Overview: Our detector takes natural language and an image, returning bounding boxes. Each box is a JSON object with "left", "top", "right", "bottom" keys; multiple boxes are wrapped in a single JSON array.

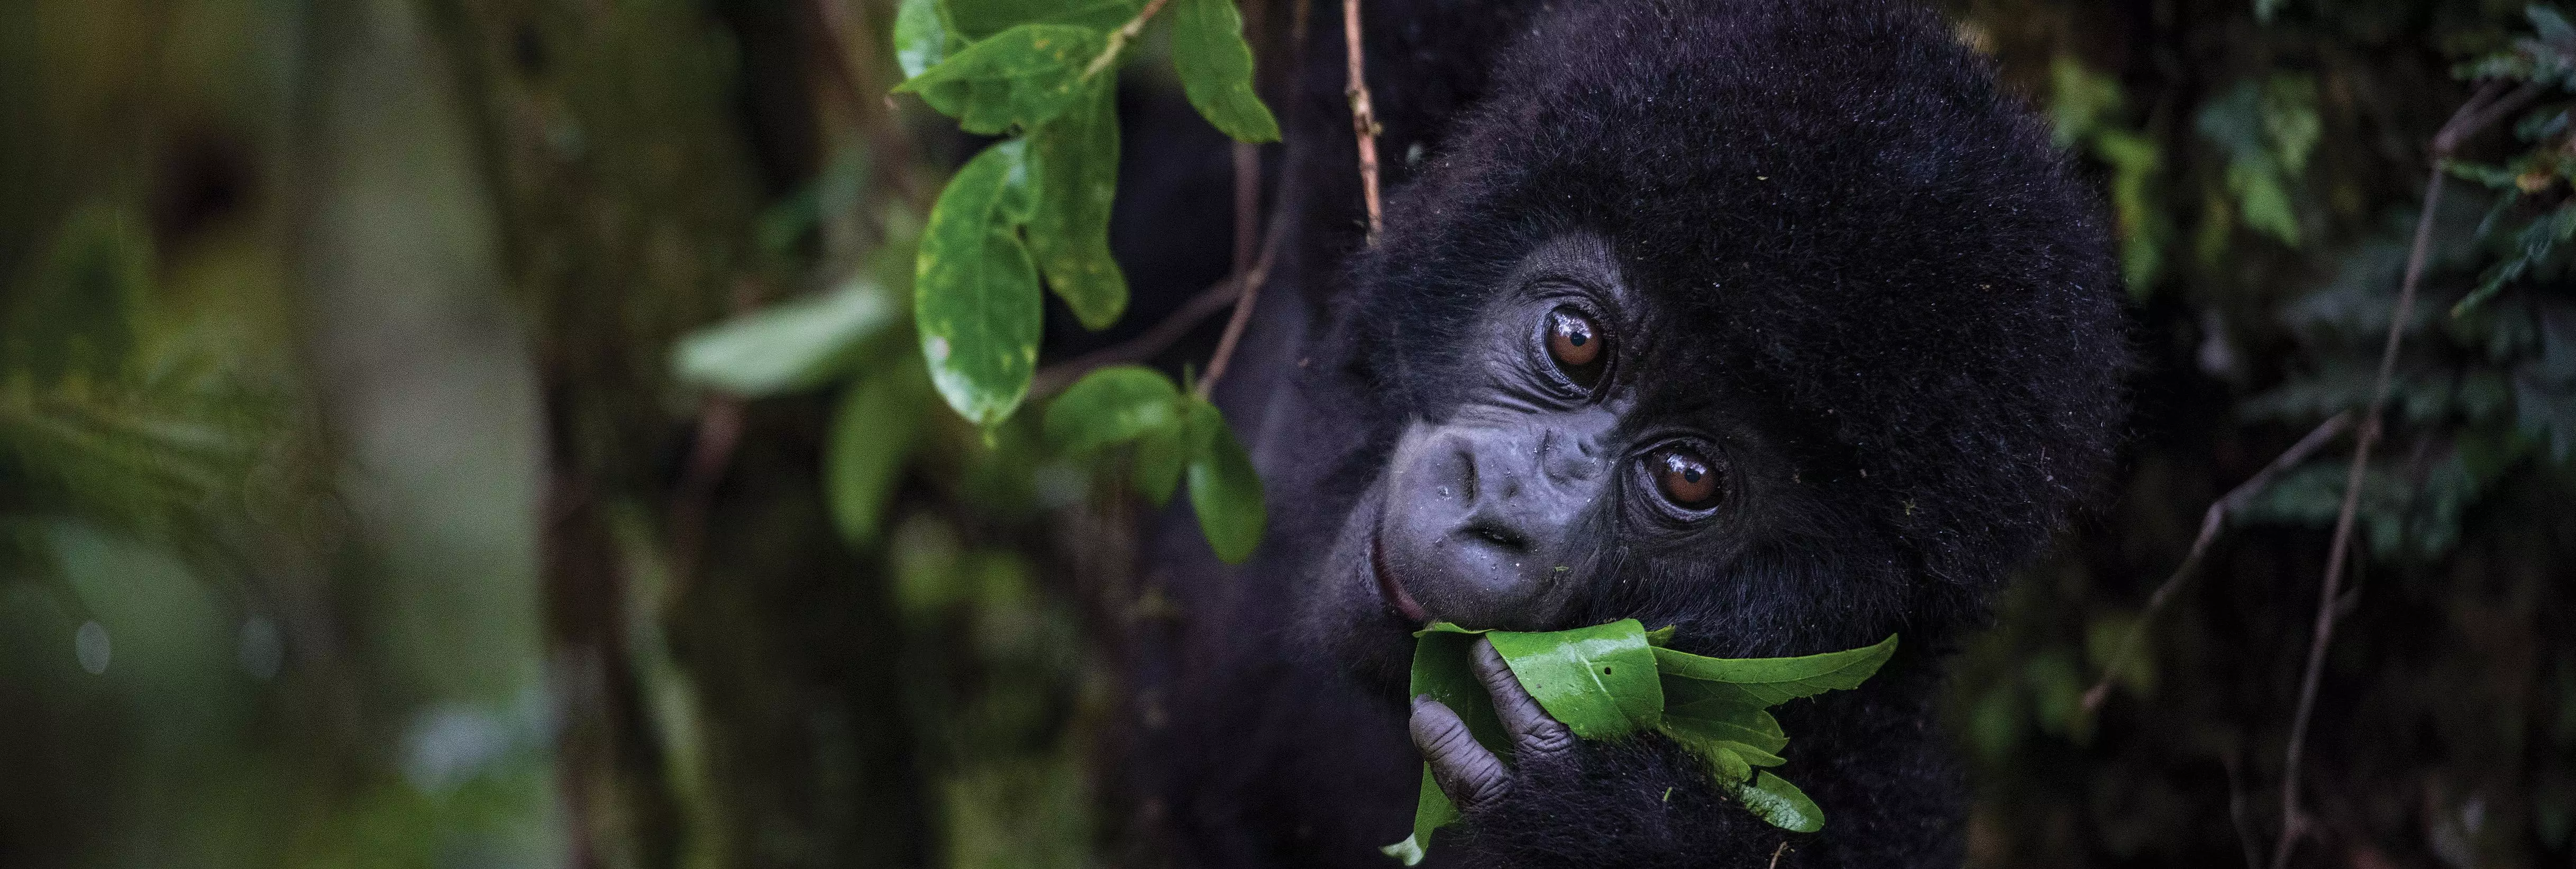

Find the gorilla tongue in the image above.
[{"left": 1370, "top": 530, "right": 1430, "bottom": 625}]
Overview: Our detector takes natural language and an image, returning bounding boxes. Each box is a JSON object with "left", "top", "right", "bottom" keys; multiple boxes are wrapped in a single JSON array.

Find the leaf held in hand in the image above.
[
  {"left": 1729, "top": 771, "right": 1826, "bottom": 834},
  {"left": 1384, "top": 623, "right": 1504, "bottom": 862},
  {"left": 916, "top": 140, "right": 1040, "bottom": 427},
  {"left": 1385, "top": 625, "right": 1898, "bottom": 859},
  {"left": 1487, "top": 618, "right": 1663, "bottom": 739},
  {"left": 1660, "top": 701, "right": 1789, "bottom": 755},
  {"left": 896, "top": 24, "right": 1104, "bottom": 135},
  {"left": 1650, "top": 633, "right": 1898, "bottom": 705},
  {"left": 1168, "top": 0, "right": 1281, "bottom": 142},
  {"left": 1183, "top": 398, "right": 1264, "bottom": 562}
]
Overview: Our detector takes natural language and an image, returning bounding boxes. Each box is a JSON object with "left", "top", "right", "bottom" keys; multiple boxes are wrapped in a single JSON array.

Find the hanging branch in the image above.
[
  {"left": 2081, "top": 411, "right": 2352, "bottom": 713},
  {"left": 1194, "top": 234, "right": 1277, "bottom": 399},
  {"left": 2267, "top": 77, "right": 2540, "bottom": 869},
  {"left": 1342, "top": 0, "right": 1383, "bottom": 241}
]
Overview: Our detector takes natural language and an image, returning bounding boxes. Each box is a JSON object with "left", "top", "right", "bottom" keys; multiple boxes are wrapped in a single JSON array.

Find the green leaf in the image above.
[
  {"left": 1043, "top": 365, "right": 1181, "bottom": 453},
  {"left": 826, "top": 359, "right": 928, "bottom": 546},
  {"left": 893, "top": 0, "right": 957, "bottom": 79},
  {"left": 1661, "top": 701, "right": 1790, "bottom": 755},
  {"left": 671, "top": 277, "right": 897, "bottom": 396},
  {"left": 1389, "top": 625, "right": 1891, "bottom": 847},
  {"left": 1028, "top": 74, "right": 1129, "bottom": 330},
  {"left": 1131, "top": 419, "right": 1186, "bottom": 506},
  {"left": 1650, "top": 634, "right": 1899, "bottom": 706},
  {"left": 2047, "top": 56, "right": 2123, "bottom": 148},
  {"left": 1486, "top": 618, "right": 1664, "bottom": 739},
  {"left": 1183, "top": 398, "right": 1265, "bottom": 562},
  {"left": 947, "top": 0, "right": 1138, "bottom": 41},
  {"left": 917, "top": 140, "right": 1042, "bottom": 427},
  {"left": 1383, "top": 624, "right": 1506, "bottom": 863},
  {"left": 1379, "top": 767, "right": 1450, "bottom": 866},
  {"left": 895, "top": 24, "right": 1106, "bottom": 135},
  {"left": 1707, "top": 744, "right": 1753, "bottom": 783},
  {"left": 1167, "top": 0, "right": 1280, "bottom": 143},
  {"left": 1729, "top": 772, "right": 1825, "bottom": 833}
]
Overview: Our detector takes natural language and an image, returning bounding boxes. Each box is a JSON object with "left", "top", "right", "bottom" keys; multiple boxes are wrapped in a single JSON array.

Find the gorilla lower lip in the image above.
[{"left": 1371, "top": 530, "right": 1430, "bottom": 625}]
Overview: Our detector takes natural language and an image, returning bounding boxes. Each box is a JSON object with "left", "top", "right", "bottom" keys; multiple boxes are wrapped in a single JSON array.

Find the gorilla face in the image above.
[
  {"left": 1305, "top": 234, "right": 1828, "bottom": 687},
  {"left": 1284, "top": 0, "right": 2126, "bottom": 705}
]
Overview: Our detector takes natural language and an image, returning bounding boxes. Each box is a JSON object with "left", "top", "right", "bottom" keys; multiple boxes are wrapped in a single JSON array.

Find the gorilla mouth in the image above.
[{"left": 1369, "top": 527, "right": 1430, "bottom": 625}]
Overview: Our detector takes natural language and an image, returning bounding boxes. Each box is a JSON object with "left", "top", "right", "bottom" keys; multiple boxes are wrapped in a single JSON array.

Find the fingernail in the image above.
[{"left": 1412, "top": 693, "right": 1432, "bottom": 708}]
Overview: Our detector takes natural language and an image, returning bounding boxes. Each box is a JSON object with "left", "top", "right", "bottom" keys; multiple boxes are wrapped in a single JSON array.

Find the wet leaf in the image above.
[
  {"left": 671, "top": 277, "right": 896, "bottom": 396},
  {"left": 916, "top": 140, "right": 1040, "bottom": 427},
  {"left": 896, "top": 24, "right": 1104, "bottom": 135},
  {"left": 1028, "top": 74, "right": 1128, "bottom": 329},
  {"left": 1487, "top": 618, "right": 1663, "bottom": 739},
  {"left": 1650, "top": 634, "right": 1898, "bottom": 706},
  {"left": 1042, "top": 365, "right": 1180, "bottom": 454},
  {"left": 1168, "top": 0, "right": 1280, "bottom": 143},
  {"left": 1183, "top": 398, "right": 1264, "bottom": 562}
]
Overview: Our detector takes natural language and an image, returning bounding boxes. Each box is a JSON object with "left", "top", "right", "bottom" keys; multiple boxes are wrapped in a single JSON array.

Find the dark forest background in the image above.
[{"left": 1, "top": 0, "right": 2569, "bottom": 867}]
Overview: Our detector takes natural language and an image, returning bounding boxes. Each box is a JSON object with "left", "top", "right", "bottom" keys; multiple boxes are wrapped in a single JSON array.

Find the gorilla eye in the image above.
[
  {"left": 1543, "top": 306, "right": 1606, "bottom": 389},
  {"left": 1649, "top": 447, "right": 1723, "bottom": 511}
]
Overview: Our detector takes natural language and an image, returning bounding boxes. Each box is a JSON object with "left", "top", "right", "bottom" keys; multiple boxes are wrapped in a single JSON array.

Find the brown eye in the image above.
[
  {"left": 1545, "top": 306, "right": 1606, "bottom": 388},
  {"left": 1650, "top": 447, "right": 1723, "bottom": 510}
]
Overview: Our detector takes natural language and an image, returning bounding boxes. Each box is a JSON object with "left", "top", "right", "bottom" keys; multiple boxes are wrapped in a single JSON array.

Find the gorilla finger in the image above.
[
  {"left": 1410, "top": 694, "right": 1510, "bottom": 809},
  {"left": 1471, "top": 638, "right": 1576, "bottom": 756}
]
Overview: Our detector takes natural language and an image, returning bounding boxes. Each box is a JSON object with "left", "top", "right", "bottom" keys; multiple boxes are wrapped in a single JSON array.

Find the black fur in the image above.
[{"left": 1111, "top": 1, "right": 2129, "bottom": 866}]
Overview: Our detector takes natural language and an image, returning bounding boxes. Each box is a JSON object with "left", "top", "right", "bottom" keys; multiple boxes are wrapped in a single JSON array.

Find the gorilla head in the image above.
[
  {"left": 1301, "top": 0, "right": 2127, "bottom": 690},
  {"left": 1129, "top": 1, "right": 2131, "bottom": 865}
]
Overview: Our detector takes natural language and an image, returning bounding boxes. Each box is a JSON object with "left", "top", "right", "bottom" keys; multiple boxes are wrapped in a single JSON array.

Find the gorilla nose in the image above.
[{"left": 1376, "top": 419, "right": 1606, "bottom": 630}]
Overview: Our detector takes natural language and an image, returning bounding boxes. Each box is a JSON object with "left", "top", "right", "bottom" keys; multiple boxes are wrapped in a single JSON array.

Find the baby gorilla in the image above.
[{"left": 1115, "top": 0, "right": 2131, "bottom": 866}]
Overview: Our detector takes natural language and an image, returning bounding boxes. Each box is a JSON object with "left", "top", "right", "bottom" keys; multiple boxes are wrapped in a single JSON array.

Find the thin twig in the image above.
[
  {"left": 2434, "top": 80, "right": 2543, "bottom": 156},
  {"left": 2226, "top": 752, "right": 2263, "bottom": 869},
  {"left": 1195, "top": 132, "right": 1271, "bottom": 402},
  {"left": 2081, "top": 411, "right": 2352, "bottom": 713},
  {"left": 1341, "top": 0, "right": 1383, "bottom": 241},
  {"left": 1085, "top": 0, "right": 1174, "bottom": 79},
  {"left": 1194, "top": 228, "right": 1279, "bottom": 399},
  {"left": 666, "top": 278, "right": 763, "bottom": 607},
  {"left": 1029, "top": 275, "right": 1243, "bottom": 397},
  {"left": 2268, "top": 81, "right": 2513, "bottom": 869}
]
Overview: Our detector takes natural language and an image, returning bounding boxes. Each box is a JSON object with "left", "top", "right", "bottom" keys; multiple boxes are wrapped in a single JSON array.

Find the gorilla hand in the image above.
[{"left": 1408, "top": 637, "right": 1577, "bottom": 811}]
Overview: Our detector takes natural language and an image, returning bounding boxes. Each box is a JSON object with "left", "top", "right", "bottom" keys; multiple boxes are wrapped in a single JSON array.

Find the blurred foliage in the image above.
[
  {"left": 6, "top": 0, "right": 2575, "bottom": 868},
  {"left": 1952, "top": 1, "right": 2576, "bottom": 866}
]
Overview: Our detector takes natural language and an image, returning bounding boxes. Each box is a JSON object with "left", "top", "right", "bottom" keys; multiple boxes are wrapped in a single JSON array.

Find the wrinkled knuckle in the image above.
[
  {"left": 1525, "top": 728, "right": 1577, "bottom": 754},
  {"left": 1426, "top": 726, "right": 1477, "bottom": 757}
]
